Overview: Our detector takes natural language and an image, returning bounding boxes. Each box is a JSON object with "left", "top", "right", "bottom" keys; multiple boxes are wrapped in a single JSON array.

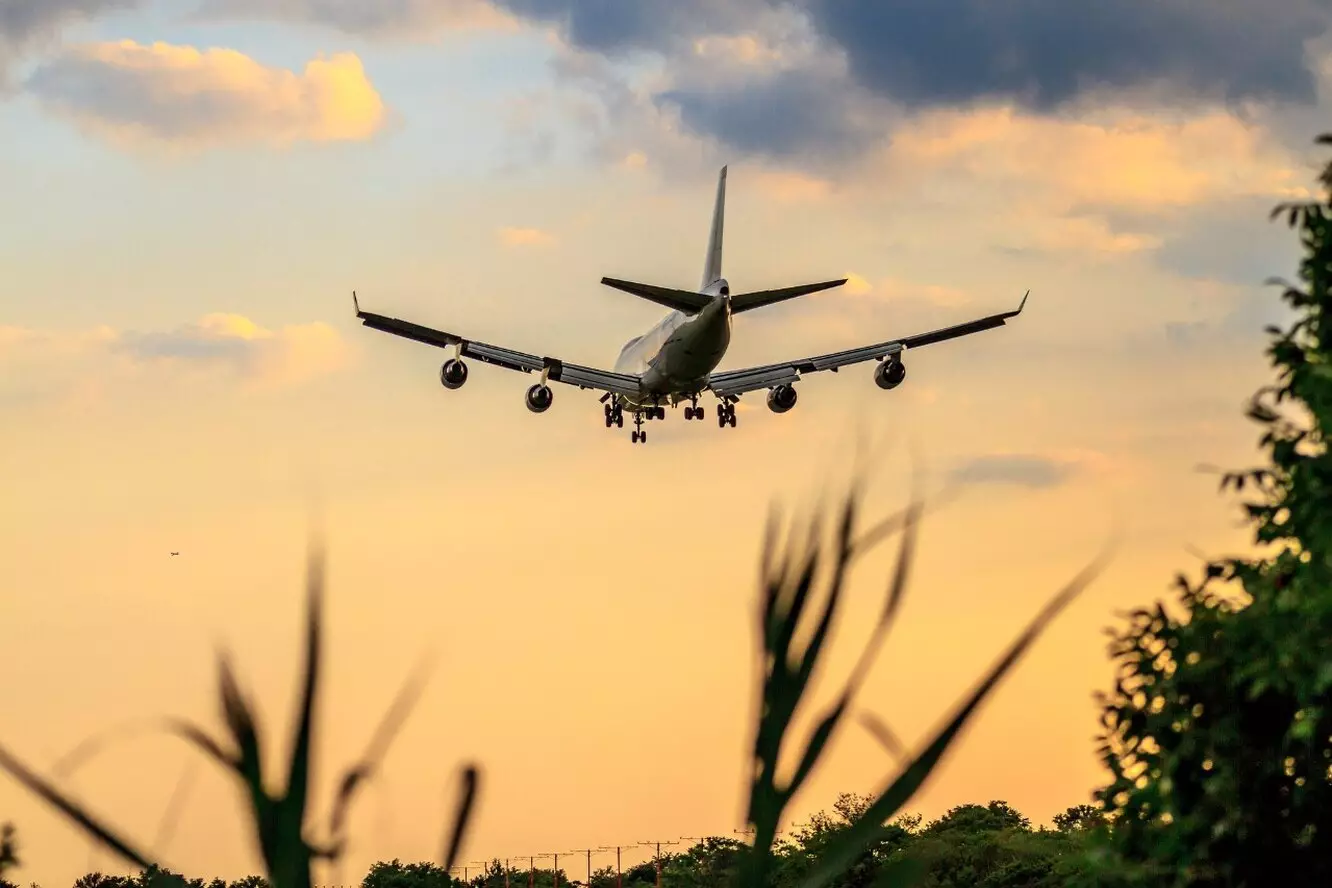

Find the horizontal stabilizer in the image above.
[
  {"left": 600, "top": 277, "right": 713, "bottom": 314},
  {"left": 730, "top": 279, "right": 848, "bottom": 313}
]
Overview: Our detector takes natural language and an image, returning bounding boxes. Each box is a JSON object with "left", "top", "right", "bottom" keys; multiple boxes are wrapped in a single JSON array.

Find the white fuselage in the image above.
[{"left": 611, "top": 279, "right": 733, "bottom": 407}]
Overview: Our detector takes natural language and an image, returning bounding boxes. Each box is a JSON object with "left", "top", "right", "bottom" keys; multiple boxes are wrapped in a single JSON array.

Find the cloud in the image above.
[
  {"left": 0, "top": 0, "right": 137, "bottom": 84},
  {"left": 803, "top": 0, "right": 1332, "bottom": 113},
  {"left": 832, "top": 277, "right": 973, "bottom": 307},
  {"left": 948, "top": 452, "right": 1096, "bottom": 490},
  {"left": 0, "top": 314, "right": 351, "bottom": 405},
  {"left": 24, "top": 41, "right": 388, "bottom": 149},
  {"left": 193, "top": 0, "right": 515, "bottom": 38},
  {"left": 118, "top": 313, "right": 351, "bottom": 387},
  {"left": 1145, "top": 195, "right": 1308, "bottom": 286},
  {"left": 881, "top": 106, "right": 1311, "bottom": 211},
  {"left": 497, "top": 226, "right": 556, "bottom": 246},
  {"left": 751, "top": 168, "right": 834, "bottom": 202}
]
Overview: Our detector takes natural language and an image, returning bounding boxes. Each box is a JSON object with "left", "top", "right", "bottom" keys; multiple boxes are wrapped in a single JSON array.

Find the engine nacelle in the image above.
[
  {"left": 525, "top": 383, "right": 554, "bottom": 413},
  {"left": 874, "top": 358, "right": 906, "bottom": 390},
  {"left": 440, "top": 359, "right": 468, "bottom": 389},
  {"left": 767, "top": 383, "right": 798, "bottom": 413}
]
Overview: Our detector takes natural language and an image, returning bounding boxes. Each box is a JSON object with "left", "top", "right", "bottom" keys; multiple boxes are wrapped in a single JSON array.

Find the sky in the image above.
[{"left": 2, "top": 0, "right": 1330, "bottom": 883}]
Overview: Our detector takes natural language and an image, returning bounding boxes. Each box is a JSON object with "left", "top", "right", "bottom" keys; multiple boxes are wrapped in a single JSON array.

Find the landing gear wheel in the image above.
[
  {"left": 631, "top": 410, "right": 646, "bottom": 443},
  {"left": 717, "top": 402, "right": 737, "bottom": 428}
]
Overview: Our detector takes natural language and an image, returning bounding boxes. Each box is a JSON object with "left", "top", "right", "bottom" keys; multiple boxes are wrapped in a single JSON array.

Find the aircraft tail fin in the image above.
[
  {"left": 729, "top": 279, "right": 848, "bottom": 313},
  {"left": 701, "top": 165, "right": 726, "bottom": 290}
]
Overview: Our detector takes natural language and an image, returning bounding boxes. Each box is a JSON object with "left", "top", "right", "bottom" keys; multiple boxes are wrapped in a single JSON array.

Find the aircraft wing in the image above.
[
  {"left": 353, "top": 294, "right": 642, "bottom": 398},
  {"left": 706, "top": 291, "right": 1028, "bottom": 398}
]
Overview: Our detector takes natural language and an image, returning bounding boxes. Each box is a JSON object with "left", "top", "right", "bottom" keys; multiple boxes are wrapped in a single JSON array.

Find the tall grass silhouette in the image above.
[
  {"left": 0, "top": 539, "right": 479, "bottom": 888},
  {"left": 736, "top": 476, "right": 1114, "bottom": 887},
  {"left": 1, "top": 476, "right": 1110, "bottom": 887}
]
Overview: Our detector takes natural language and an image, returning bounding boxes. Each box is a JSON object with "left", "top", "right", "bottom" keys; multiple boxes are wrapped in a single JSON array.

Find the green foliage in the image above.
[
  {"left": 362, "top": 859, "right": 453, "bottom": 888},
  {"left": 739, "top": 479, "right": 1113, "bottom": 888},
  {"left": 1092, "top": 132, "right": 1332, "bottom": 886},
  {"left": 68, "top": 867, "right": 269, "bottom": 888},
  {"left": 0, "top": 823, "right": 16, "bottom": 888}
]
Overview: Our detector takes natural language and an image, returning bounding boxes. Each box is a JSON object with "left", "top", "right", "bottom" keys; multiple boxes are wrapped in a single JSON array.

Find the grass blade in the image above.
[
  {"left": 327, "top": 653, "right": 435, "bottom": 847},
  {"left": 151, "top": 760, "right": 199, "bottom": 856},
  {"left": 0, "top": 741, "right": 157, "bottom": 870},
  {"left": 797, "top": 542, "right": 1115, "bottom": 888},
  {"left": 283, "top": 542, "right": 324, "bottom": 821},
  {"left": 442, "top": 765, "right": 481, "bottom": 872},
  {"left": 859, "top": 712, "right": 908, "bottom": 763}
]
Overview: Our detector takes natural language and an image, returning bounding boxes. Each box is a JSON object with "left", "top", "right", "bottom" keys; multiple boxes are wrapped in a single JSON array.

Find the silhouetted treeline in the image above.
[{"left": 1, "top": 794, "right": 1108, "bottom": 888}]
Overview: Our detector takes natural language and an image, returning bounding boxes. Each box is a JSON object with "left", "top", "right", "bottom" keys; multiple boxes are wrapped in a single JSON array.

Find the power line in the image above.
[
  {"left": 566, "top": 846, "right": 608, "bottom": 888},
  {"left": 602, "top": 844, "right": 636, "bottom": 888},
  {"left": 637, "top": 839, "right": 679, "bottom": 888}
]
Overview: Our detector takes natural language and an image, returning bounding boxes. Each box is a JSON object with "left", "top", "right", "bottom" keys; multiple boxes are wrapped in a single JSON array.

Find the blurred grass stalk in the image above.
[
  {"left": 0, "top": 539, "right": 480, "bottom": 888},
  {"left": 738, "top": 477, "right": 1114, "bottom": 888}
]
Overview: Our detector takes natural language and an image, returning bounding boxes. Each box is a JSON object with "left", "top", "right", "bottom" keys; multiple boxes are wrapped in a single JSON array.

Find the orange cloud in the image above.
[
  {"left": 831, "top": 276, "right": 972, "bottom": 307},
  {"left": 0, "top": 313, "right": 351, "bottom": 403},
  {"left": 25, "top": 40, "right": 387, "bottom": 148},
  {"left": 884, "top": 105, "right": 1310, "bottom": 210},
  {"left": 498, "top": 226, "right": 556, "bottom": 247},
  {"left": 752, "top": 168, "right": 834, "bottom": 202}
]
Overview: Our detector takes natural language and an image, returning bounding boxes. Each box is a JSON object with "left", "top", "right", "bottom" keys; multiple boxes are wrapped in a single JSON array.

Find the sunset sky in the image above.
[{"left": 3, "top": 1, "right": 1330, "bottom": 883}]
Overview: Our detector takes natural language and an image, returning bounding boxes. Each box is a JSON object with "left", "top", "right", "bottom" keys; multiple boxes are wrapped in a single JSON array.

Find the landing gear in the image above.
[
  {"left": 630, "top": 410, "right": 647, "bottom": 444},
  {"left": 604, "top": 403, "right": 624, "bottom": 428},
  {"left": 683, "top": 396, "right": 705, "bottom": 421},
  {"left": 644, "top": 405, "right": 666, "bottom": 420},
  {"left": 717, "top": 401, "right": 737, "bottom": 428}
]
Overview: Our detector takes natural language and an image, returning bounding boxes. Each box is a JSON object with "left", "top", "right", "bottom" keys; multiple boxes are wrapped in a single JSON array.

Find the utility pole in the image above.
[
  {"left": 537, "top": 852, "right": 563, "bottom": 888},
  {"left": 604, "top": 845, "right": 634, "bottom": 888},
  {"left": 637, "top": 839, "right": 679, "bottom": 888},
  {"left": 567, "top": 847, "right": 605, "bottom": 888}
]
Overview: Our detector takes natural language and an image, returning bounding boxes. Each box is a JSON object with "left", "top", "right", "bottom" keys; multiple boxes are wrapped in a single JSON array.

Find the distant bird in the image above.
[{"left": 170, "top": 552, "right": 179, "bottom": 556}]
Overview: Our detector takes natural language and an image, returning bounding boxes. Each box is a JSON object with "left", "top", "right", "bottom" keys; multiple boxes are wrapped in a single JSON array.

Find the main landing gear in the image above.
[
  {"left": 717, "top": 400, "right": 737, "bottom": 428},
  {"left": 604, "top": 402, "right": 624, "bottom": 428},
  {"left": 683, "top": 395, "right": 706, "bottom": 421}
]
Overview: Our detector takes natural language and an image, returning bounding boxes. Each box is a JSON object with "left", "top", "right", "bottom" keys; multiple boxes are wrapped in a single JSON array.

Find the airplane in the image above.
[{"left": 353, "top": 165, "right": 1029, "bottom": 444}]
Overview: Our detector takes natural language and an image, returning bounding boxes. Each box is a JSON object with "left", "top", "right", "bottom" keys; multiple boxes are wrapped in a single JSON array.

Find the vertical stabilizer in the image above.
[{"left": 701, "top": 165, "right": 727, "bottom": 290}]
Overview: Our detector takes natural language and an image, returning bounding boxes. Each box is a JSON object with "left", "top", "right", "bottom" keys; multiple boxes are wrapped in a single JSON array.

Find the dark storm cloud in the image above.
[
  {"left": 1, "top": 0, "right": 137, "bottom": 84},
  {"left": 803, "top": 0, "right": 1332, "bottom": 112},
  {"left": 0, "top": 0, "right": 135, "bottom": 42},
  {"left": 656, "top": 68, "right": 874, "bottom": 159},
  {"left": 497, "top": 0, "right": 747, "bottom": 53}
]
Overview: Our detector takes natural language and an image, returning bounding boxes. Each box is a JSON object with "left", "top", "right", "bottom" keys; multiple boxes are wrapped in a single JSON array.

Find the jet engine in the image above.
[
  {"left": 526, "top": 383, "right": 554, "bottom": 413},
  {"left": 440, "top": 358, "right": 468, "bottom": 389},
  {"left": 874, "top": 358, "right": 906, "bottom": 390},
  {"left": 767, "top": 383, "right": 798, "bottom": 413}
]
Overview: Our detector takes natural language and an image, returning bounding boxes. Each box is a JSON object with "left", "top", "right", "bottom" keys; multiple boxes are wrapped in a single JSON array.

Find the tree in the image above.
[
  {"left": 773, "top": 794, "right": 917, "bottom": 888},
  {"left": 1051, "top": 806, "right": 1104, "bottom": 834},
  {"left": 893, "top": 800, "right": 1088, "bottom": 888},
  {"left": 362, "top": 860, "right": 454, "bottom": 888},
  {"left": 1093, "top": 132, "right": 1332, "bottom": 886},
  {"left": 0, "top": 823, "right": 16, "bottom": 888}
]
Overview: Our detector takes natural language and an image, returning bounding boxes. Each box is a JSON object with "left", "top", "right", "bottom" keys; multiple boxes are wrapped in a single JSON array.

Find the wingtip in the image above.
[
  {"left": 1018, "top": 289, "right": 1030, "bottom": 312},
  {"left": 352, "top": 290, "right": 360, "bottom": 314}
]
